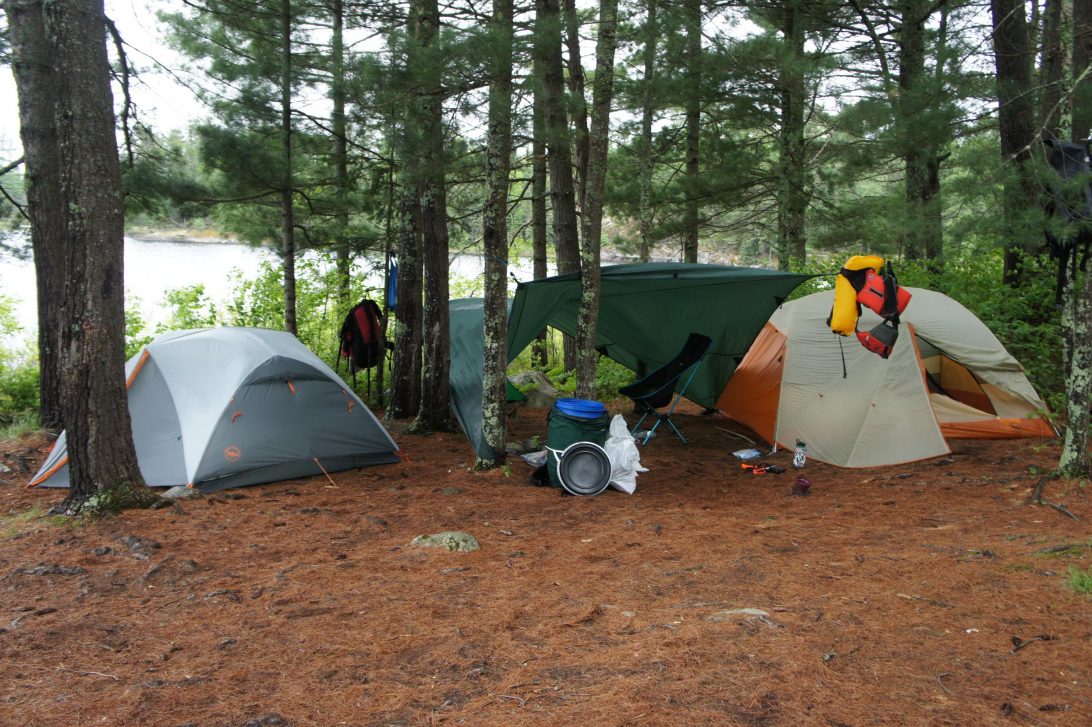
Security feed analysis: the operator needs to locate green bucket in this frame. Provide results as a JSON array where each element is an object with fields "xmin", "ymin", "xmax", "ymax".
[{"xmin": 546, "ymin": 402, "xmax": 610, "ymax": 488}]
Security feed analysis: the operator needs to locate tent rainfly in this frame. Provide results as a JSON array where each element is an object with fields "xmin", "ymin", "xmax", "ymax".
[
  {"xmin": 449, "ymin": 263, "xmax": 811, "ymax": 459},
  {"xmin": 30, "ymin": 328, "xmax": 400, "ymax": 492},
  {"xmin": 716, "ymin": 288, "xmax": 1055, "ymax": 468}
]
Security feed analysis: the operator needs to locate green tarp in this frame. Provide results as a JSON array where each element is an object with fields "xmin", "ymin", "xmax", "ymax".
[{"xmin": 449, "ymin": 263, "xmax": 810, "ymax": 459}]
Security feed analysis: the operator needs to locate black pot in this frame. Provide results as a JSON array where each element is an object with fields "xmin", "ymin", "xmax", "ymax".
[{"xmin": 555, "ymin": 442, "xmax": 612, "ymax": 496}]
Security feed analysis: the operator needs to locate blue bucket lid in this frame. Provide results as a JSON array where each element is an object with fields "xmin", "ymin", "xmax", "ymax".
[{"xmin": 555, "ymin": 397, "xmax": 607, "ymax": 419}]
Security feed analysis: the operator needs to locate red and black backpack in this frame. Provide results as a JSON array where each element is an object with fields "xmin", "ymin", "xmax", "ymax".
[{"xmin": 338, "ymin": 299, "xmax": 383, "ymax": 372}]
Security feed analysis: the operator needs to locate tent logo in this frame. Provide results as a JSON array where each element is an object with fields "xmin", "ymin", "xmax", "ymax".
[{"xmin": 224, "ymin": 446, "xmax": 241, "ymax": 462}]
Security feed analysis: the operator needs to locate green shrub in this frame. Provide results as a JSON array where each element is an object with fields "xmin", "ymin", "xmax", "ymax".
[{"xmin": 0, "ymin": 296, "xmax": 39, "ymax": 426}]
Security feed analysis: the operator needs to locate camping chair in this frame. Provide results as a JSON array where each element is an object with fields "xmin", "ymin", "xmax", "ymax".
[{"xmin": 619, "ymin": 332, "xmax": 713, "ymax": 445}]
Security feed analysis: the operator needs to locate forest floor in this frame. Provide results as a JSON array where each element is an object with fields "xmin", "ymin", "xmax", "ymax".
[{"xmin": 0, "ymin": 405, "xmax": 1090, "ymax": 727}]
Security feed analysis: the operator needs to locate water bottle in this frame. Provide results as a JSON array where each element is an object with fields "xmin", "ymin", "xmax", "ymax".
[{"xmin": 792, "ymin": 440, "xmax": 807, "ymax": 470}]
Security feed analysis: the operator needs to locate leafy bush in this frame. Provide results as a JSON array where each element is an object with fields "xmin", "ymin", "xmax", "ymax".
[{"xmin": 0, "ymin": 296, "xmax": 39, "ymax": 427}]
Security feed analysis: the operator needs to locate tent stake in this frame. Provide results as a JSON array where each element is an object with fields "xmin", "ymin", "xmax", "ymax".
[{"xmin": 313, "ymin": 457, "xmax": 338, "ymax": 487}]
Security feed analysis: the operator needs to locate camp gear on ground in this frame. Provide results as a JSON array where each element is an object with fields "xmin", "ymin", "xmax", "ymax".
[
  {"xmin": 555, "ymin": 398, "xmax": 608, "ymax": 419},
  {"xmin": 732, "ymin": 448, "xmax": 762, "ymax": 461},
  {"xmin": 741, "ymin": 462, "xmax": 785, "ymax": 475},
  {"xmin": 448, "ymin": 263, "xmax": 810, "ymax": 460},
  {"xmin": 619, "ymin": 332, "xmax": 713, "ymax": 445},
  {"xmin": 29, "ymin": 328, "xmax": 400, "ymax": 492},
  {"xmin": 793, "ymin": 440, "xmax": 807, "ymax": 469},
  {"xmin": 549, "ymin": 441, "xmax": 613, "ymax": 496},
  {"xmin": 546, "ymin": 401, "xmax": 610, "ymax": 487},
  {"xmin": 792, "ymin": 476, "xmax": 812, "ymax": 495},
  {"xmin": 718, "ymin": 288, "xmax": 1055, "ymax": 468},
  {"xmin": 603, "ymin": 414, "xmax": 647, "ymax": 494}
]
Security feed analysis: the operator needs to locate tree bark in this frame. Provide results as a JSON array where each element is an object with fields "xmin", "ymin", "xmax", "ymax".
[
  {"xmin": 1038, "ymin": 0, "xmax": 1065, "ymax": 139},
  {"xmin": 280, "ymin": 0, "xmax": 297, "ymax": 334},
  {"xmin": 330, "ymin": 0, "xmax": 352, "ymax": 310},
  {"xmin": 637, "ymin": 0, "xmax": 657, "ymax": 264},
  {"xmin": 563, "ymin": 0, "xmax": 590, "ymax": 217},
  {"xmin": 537, "ymin": 0, "xmax": 580, "ymax": 371},
  {"xmin": 1058, "ymin": 268, "xmax": 1091, "ymax": 476},
  {"xmin": 1075, "ymin": 0, "xmax": 1092, "ymax": 142},
  {"xmin": 991, "ymin": 0, "xmax": 1040, "ymax": 286},
  {"xmin": 387, "ymin": 183, "xmax": 423, "ymax": 419},
  {"xmin": 575, "ymin": 0, "xmax": 618, "ymax": 399},
  {"xmin": 899, "ymin": 0, "xmax": 932, "ymax": 261},
  {"xmin": 683, "ymin": 0, "xmax": 701, "ymax": 263},
  {"xmin": 777, "ymin": 0, "xmax": 807, "ymax": 270},
  {"xmin": 478, "ymin": 0, "xmax": 514, "ymax": 467},
  {"xmin": 531, "ymin": 55, "xmax": 550, "ymax": 369},
  {"xmin": 387, "ymin": 2, "xmax": 425, "ymax": 420},
  {"xmin": 1058, "ymin": 0, "xmax": 1092, "ymax": 476},
  {"xmin": 44, "ymin": 0, "xmax": 147, "ymax": 512},
  {"xmin": 5, "ymin": 0, "xmax": 64, "ymax": 431},
  {"xmin": 412, "ymin": 0, "xmax": 453, "ymax": 433}
]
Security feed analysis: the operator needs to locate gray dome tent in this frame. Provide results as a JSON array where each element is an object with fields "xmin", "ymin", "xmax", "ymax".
[{"xmin": 30, "ymin": 328, "xmax": 399, "ymax": 492}]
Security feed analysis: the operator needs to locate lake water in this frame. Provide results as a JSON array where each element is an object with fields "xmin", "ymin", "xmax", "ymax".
[{"xmin": 0, "ymin": 234, "xmax": 544, "ymax": 343}]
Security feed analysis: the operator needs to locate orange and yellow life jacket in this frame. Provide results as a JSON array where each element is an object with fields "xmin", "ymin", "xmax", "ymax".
[{"xmin": 828, "ymin": 255, "xmax": 911, "ymax": 359}]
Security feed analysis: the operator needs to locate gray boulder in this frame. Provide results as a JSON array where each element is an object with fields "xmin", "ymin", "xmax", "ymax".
[{"xmin": 508, "ymin": 371, "xmax": 559, "ymax": 409}]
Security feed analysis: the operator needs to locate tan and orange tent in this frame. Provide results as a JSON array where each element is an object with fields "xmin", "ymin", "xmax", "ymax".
[{"xmin": 717, "ymin": 288, "xmax": 1054, "ymax": 467}]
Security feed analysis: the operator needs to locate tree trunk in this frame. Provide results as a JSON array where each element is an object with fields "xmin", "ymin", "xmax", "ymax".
[
  {"xmin": 537, "ymin": 0, "xmax": 580, "ymax": 371},
  {"xmin": 991, "ymin": 0, "xmax": 1040, "ymax": 286},
  {"xmin": 478, "ymin": 0, "xmax": 514, "ymax": 467},
  {"xmin": 563, "ymin": 0, "xmax": 590, "ymax": 217},
  {"xmin": 412, "ymin": 0, "xmax": 453, "ymax": 433},
  {"xmin": 575, "ymin": 0, "xmax": 618, "ymax": 399},
  {"xmin": 376, "ymin": 158, "xmax": 395, "ymax": 409},
  {"xmin": 777, "ymin": 0, "xmax": 807, "ymax": 270},
  {"xmin": 531, "ymin": 59, "xmax": 550, "ymax": 369},
  {"xmin": 387, "ymin": 183, "xmax": 423, "ymax": 419},
  {"xmin": 899, "ymin": 0, "xmax": 930, "ymax": 261},
  {"xmin": 683, "ymin": 0, "xmax": 701, "ymax": 263},
  {"xmin": 5, "ymin": 0, "xmax": 64, "ymax": 431},
  {"xmin": 1058, "ymin": 0, "xmax": 1092, "ymax": 476},
  {"xmin": 387, "ymin": 2, "xmax": 425, "ymax": 420},
  {"xmin": 637, "ymin": 0, "xmax": 657, "ymax": 264},
  {"xmin": 331, "ymin": 0, "xmax": 352, "ymax": 310},
  {"xmin": 1038, "ymin": 0, "xmax": 1065, "ymax": 139},
  {"xmin": 280, "ymin": 0, "xmax": 297, "ymax": 334},
  {"xmin": 1074, "ymin": 0, "xmax": 1092, "ymax": 142},
  {"xmin": 1058, "ymin": 269, "xmax": 1092, "ymax": 476},
  {"xmin": 46, "ymin": 0, "xmax": 147, "ymax": 512}
]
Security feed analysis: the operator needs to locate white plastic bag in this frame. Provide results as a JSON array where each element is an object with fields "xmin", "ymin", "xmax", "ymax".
[{"xmin": 603, "ymin": 415, "xmax": 648, "ymax": 494}]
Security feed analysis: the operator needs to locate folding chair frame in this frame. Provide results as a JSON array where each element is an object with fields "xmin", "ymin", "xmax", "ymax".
[
  {"xmin": 619, "ymin": 332, "xmax": 713, "ymax": 446},
  {"xmin": 629, "ymin": 358, "xmax": 706, "ymax": 445}
]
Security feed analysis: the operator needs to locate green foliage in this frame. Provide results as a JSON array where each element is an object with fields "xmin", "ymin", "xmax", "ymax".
[
  {"xmin": 124, "ymin": 297, "xmax": 155, "ymax": 358},
  {"xmin": 523, "ymin": 333, "xmax": 638, "ymax": 404},
  {"xmin": 0, "ymin": 169, "xmax": 25, "ymax": 232},
  {"xmin": 0, "ymin": 296, "xmax": 38, "ymax": 427},
  {"xmin": 1067, "ymin": 565, "xmax": 1092, "ymax": 596},
  {"xmin": 160, "ymin": 285, "xmax": 220, "ymax": 332}
]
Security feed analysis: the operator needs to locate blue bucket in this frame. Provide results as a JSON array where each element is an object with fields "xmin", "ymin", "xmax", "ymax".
[{"xmin": 555, "ymin": 398, "xmax": 607, "ymax": 419}]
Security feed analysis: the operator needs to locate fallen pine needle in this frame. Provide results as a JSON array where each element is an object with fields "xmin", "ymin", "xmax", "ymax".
[{"xmin": 57, "ymin": 666, "xmax": 119, "ymax": 681}]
